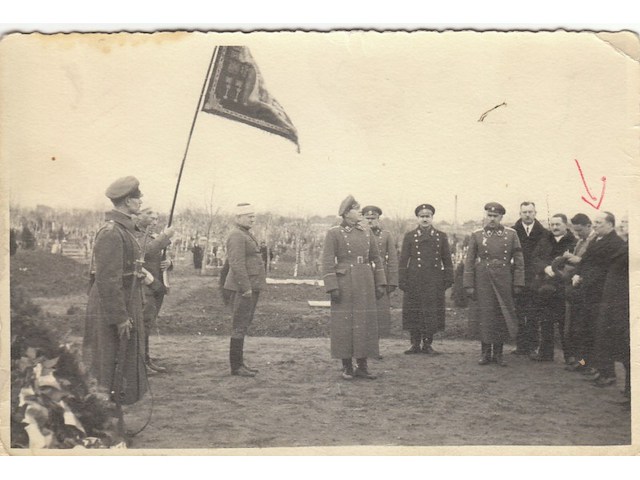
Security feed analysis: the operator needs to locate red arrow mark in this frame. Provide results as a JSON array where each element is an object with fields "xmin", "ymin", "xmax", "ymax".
[{"xmin": 575, "ymin": 159, "xmax": 606, "ymax": 210}]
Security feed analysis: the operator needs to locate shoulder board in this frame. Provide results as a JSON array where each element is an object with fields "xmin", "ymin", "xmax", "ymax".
[
  {"xmin": 329, "ymin": 225, "xmax": 340, "ymax": 230},
  {"xmin": 503, "ymin": 226, "xmax": 516, "ymax": 232},
  {"xmin": 472, "ymin": 228, "xmax": 483, "ymax": 233},
  {"xmin": 101, "ymin": 221, "xmax": 116, "ymax": 232}
]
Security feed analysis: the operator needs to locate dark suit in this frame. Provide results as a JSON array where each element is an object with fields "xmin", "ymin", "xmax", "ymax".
[
  {"xmin": 512, "ymin": 219, "xmax": 548, "ymax": 353},
  {"xmin": 531, "ymin": 231, "xmax": 577, "ymax": 359}
]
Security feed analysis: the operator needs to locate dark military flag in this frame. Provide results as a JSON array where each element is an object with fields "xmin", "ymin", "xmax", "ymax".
[{"xmin": 202, "ymin": 46, "xmax": 299, "ymax": 150}]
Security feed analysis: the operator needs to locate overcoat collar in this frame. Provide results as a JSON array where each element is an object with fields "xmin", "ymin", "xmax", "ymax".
[
  {"xmin": 106, "ymin": 209, "xmax": 137, "ymax": 233},
  {"xmin": 341, "ymin": 220, "xmax": 364, "ymax": 232}
]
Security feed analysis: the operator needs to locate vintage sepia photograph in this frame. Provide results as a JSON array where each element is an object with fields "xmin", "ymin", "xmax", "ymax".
[{"xmin": 1, "ymin": 29, "xmax": 638, "ymax": 454}]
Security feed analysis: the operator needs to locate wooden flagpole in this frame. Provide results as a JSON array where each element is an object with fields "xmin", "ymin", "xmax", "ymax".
[{"xmin": 167, "ymin": 46, "xmax": 219, "ymax": 227}]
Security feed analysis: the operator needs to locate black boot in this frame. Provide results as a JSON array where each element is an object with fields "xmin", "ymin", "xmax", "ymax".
[
  {"xmin": 478, "ymin": 343, "xmax": 491, "ymax": 365},
  {"xmin": 145, "ymin": 334, "xmax": 167, "ymax": 373},
  {"xmin": 354, "ymin": 358, "xmax": 377, "ymax": 379},
  {"xmin": 493, "ymin": 343, "xmax": 507, "ymax": 367},
  {"xmin": 421, "ymin": 335, "xmax": 439, "ymax": 355},
  {"xmin": 405, "ymin": 330, "xmax": 422, "ymax": 354},
  {"xmin": 341, "ymin": 358, "xmax": 354, "ymax": 380},
  {"xmin": 230, "ymin": 338, "xmax": 255, "ymax": 377},
  {"xmin": 237, "ymin": 337, "xmax": 258, "ymax": 373}
]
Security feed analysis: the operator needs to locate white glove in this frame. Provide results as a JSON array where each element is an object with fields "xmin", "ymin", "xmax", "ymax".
[
  {"xmin": 140, "ymin": 267, "xmax": 155, "ymax": 286},
  {"xmin": 544, "ymin": 265, "xmax": 555, "ymax": 277}
]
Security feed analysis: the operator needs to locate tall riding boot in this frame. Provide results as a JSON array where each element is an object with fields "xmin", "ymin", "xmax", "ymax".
[
  {"xmin": 144, "ymin": 334, "xmax": 150, "ymax": 363},
  {"xmin": 237, "ymin": 337, "xmax": 258, "ymax": 373},
  {"xmin": 493, "ymin": 343, "xmax": 506, "ymax": 366},
  {"xmin": 341, "ymin": 358, "xmax": 354, "ymax": 379},
  {"xmin": 478, "ymin": 343, "xmax": 491, "ymax": 365},
  {"xmin": 230, "ymin": 338, "xmax": 255, "ymax": 377},
  {"xmin": 421, "ymin": 335, "xmax": 439, "ymax": 355},
  {"xmin": 145, "ymin": 334, "xmax": 167, "ymax": 373},
  {"xmin": 405, "ymin": 330, "xmax": 422, "ymax": 354},
  {"xmin": 355, "ymin": 358, "xmax": 377, "ymax": 379}
]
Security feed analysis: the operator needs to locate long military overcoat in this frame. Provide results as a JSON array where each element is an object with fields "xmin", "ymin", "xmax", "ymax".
[
  {"xmin": 399, "ymin": 226, "xmax": 454, "ymax": 335},
  {"xmin": 84, "ymin": 210, "xmax": 147, "ymax": 405},
  {"xmin": 372, "ymin": 228, "xmax": 399, "ymax": 336},
  {"xmin": 463, "ymin": 226, "xmax": 525, "ymax": 343},
  {"xmin": 321, "ymin": 222, "xmax": 387, "ymax": 359}
]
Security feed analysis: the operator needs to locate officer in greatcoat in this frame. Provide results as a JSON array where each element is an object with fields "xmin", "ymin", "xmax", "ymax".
[
  {"xmin": 83, "ymin": 176, "xmax": 147, "ymax": 405},
  {"xmin": 321, "ymin": 195, "xmax": 387, "ymax": 380},
  {"xmin": 362, "ymin": 205, "xmax": 399, "ymax": 349},
  {"xmin": 224, "ymin": 203, "xmax": 266, "ymax": 377},
  {"xmin": 463, "ymin": 202, "xmax": 525, "ymax": 366},
  {"xmin": 398, "ymin": 204, "xmax": 454, "ymax": 354},
  {"xmin": 135, "ymin": 208, "xmax": 175, "ymax": 373}
]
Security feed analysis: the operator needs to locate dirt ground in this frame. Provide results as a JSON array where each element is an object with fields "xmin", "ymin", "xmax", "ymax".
[{"xmin": 16, "ymin": 252, "xmax": 632, "ymax": 450}]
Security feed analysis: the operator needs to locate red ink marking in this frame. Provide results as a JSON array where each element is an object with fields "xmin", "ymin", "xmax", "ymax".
[{"xmin": 575, "ymin": 159, "xmax": 606, "ymax": 210}]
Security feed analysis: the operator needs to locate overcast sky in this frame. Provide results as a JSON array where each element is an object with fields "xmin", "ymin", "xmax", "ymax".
[{"xmin": 1, "ymin": 31, "xmax": 637, "ymax": 223}]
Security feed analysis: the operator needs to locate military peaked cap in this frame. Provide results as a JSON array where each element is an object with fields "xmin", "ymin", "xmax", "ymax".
[
  {"xmin": 484, "ymin": 202, "xmax": 506, "ymax": 215},
  {"xmin": 362, "ymin": 205, "xmax": 382, "ymax": 216},
  {"xmin": 105, "ymin": 176, "xmax": 142, "ymax": 200},
  {"xmin": 338, "ymin": 195, "xmax": 360, "ymax": 216},
  {"xmin": 414, "ymin": 204, "xmax": 435, "ymax": 216}
]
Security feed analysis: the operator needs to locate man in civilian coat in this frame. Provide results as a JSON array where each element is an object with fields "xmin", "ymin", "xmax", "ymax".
[
  {"xmin": 224, "ymin": 203, "xmax": 267, "ymax": 377},
  {"xmin": 572, "ymin": 211, "xmax": 626, "ymax": 387},
  {"xmin": 84, "ymin": 176, "xmax": 147, "ymax": 406},
  {"xmin": 464, "ymin": 202, "xmax": 525, "ymax": 366},
  {"xmin": 362, "ymin": 206, "xmax": 399, "ymax": 346},
  {"xmin": 599, "ymin": 242, "xmax": 630, "ymax": 402},
  {"xmin": 512, "ymin": 201, "xmax": 548, "ymax": 355},
  {"xmin": 322, "ymin": 195, "xmax": 387, "ymax": 380},
  {"xmin": 560, "ymin": 214, "xmax": 597, "ymax": 372},
  {"xmin": 529, "ymin": 214, "xmax": 577, "ymax": 362},
  {"xmin": 398, "ymin": 204, "xmax": 454, "ymax": 355}
]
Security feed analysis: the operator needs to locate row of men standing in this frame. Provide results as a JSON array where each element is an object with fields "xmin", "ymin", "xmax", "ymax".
[
  {"xmin": 320, "ymin": 196, "xmax": 455, "ymax": 380},
  {"xmin": 508, "ymin": 203, "xmax": 629, "ymax": 398}
]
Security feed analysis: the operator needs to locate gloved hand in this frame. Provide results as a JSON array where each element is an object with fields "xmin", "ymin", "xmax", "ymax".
[
  {"xmin": 375, "ymin": 286, "xmax": 386, "ymax": 299},
  {"xmin": 330, "ymin": 289, "xmax": 341, "ymax": 303}
]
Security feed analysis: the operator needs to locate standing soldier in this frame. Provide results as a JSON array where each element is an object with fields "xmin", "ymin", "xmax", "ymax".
[
  {"xmin": 322, "ymin": 195, "xmax": 387, "ymax": 380},
  {"xmin": 84, "ymin": 176, "xmax": 147, "ymax": 409},
  {"xmin": 224, "ymin": 203, "xmax": 266, "ymax": 377},
  {"xmin": 362, "ymin": 205, "xmax": 399, "ymax": 357},
  {"xmin": 463, "ymin": 202, "xmax": 524, "ymax": 366},
  {"xmin": 398, "ymin": 204, "xmax": 454, "ymax": 355},
  {"xmin": 135, "ymin": 208, "xmax": 175, "ymax": 373}
]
